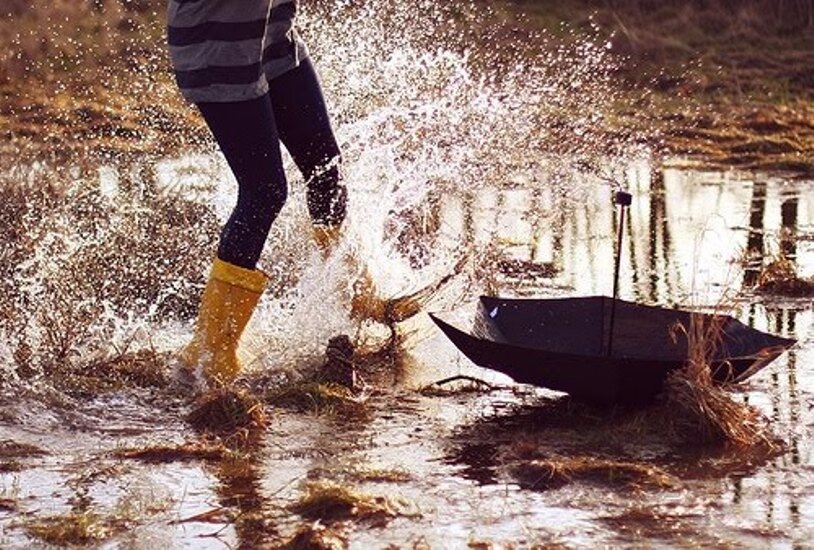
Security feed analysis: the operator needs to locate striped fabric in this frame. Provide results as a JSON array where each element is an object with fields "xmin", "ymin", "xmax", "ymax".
[{"xmin": 167, "ymin": 0, "xmax": 308, "ymax": 103}]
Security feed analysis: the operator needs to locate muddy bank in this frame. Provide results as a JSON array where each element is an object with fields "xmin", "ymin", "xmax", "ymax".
[{"xmin": 1, "ymin": 1, "xmax": 813, "ymax": 173}]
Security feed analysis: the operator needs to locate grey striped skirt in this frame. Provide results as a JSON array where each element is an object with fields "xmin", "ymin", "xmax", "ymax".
[{"xmin": 166, "ymin": 0, "xmax": 308, "ymax": 103}]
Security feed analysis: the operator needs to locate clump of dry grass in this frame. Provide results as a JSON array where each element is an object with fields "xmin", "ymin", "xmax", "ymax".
[
  {"xmin": 664, "ymin": 313, "xmax": 773, "ymax": 447},
  {"xmin": 348, "ymin": 466, "xmax": 413, "ymax": 484},
  {"xmin": 311, "ymin": 464, "xmax": 413, "ymax": 484},
  {"xmin": 510, "ymin": 455, "xmax": 676, "ymax": 491},
  {"xmin": 0, "ymin": 498, "xmax": 18, "ymax": 512},
  {"xmin": 598, "ymin": 506, "xmax": 700, "ymax": 541},
  {"xmin": 420, "ymin": 375, "xmax": 495, "ymax": 396},
  {"xmin": 114, "ymin": 440, "xmax": 232, "ymax": 463},
  {"xmin": 267, "ymin": 382, "xmax": 367, "ymax": 418},
  {"xmin": 280, "ymin": 523, "xmax": 349, "ymax": 550},
  {"xmin": 290, "ymin": 481, "xmax": 413, "ymax": 525},
  {"xmin": 23, "ymin": 482, "xmax": 173, "ymax": 546},
  {"xmin": 187, "ymin": 387, "xmax": 267, "ymax": 435},
  {"xmin": 0, "ymin": 440, "xmax": 48, "ymax": 459},
  {"xmin": 755, "ymin": 257, "xmax": 814, "ymax": 297},
  {"xmin": 25, "ymin": 511, "xmax": 110, "ymax": 546}
]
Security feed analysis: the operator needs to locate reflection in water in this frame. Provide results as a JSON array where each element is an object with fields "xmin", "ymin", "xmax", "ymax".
[
  {"xmin": 210, "ymin": 435, "xmax": 279, "ymax": 549},
  {"xmin": 745, "ymin": 180, "xmax": 767, "ymax": 286},
  {"xmin": 1, "ymin": 159, "xmax": 811, "ymax": 547}
]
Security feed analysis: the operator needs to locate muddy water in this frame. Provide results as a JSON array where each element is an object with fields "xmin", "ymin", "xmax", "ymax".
[
  {"xmin": 0, "ymin": 162, "xmax": 810, "ymax": 548},
  {"xmin": 0, "ymin": 0, "xmax": 812, "ymax": 545}
]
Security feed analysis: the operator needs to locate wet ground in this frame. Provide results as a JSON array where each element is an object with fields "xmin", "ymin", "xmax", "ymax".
[
  {"xmin": 1, "ymin": 1, "xmax": 812, "ymax": 546},
  {"xmin": 0, "ymin": 161, "xmax": 811, "ymax": 548}
]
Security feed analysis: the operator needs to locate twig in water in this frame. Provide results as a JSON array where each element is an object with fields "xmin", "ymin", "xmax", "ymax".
[{"xmin": 425, "ymin": 375, "xmax": 495, "ymax": 390}]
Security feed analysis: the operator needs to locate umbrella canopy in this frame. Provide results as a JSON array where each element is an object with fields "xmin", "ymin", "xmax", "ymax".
[{"xmin": 430, "ymin": 296, "xmax": 795, "ymax": 404}]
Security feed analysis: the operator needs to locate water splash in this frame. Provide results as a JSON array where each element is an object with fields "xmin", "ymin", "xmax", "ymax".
[{"xmin": 0, "ymin": 0, "xmax": 649, "ymax": 388}]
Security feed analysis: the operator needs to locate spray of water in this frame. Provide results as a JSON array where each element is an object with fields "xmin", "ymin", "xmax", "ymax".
[{"xmin": 0, "ymin": 0, "xmax": 649, "ymax": 390}]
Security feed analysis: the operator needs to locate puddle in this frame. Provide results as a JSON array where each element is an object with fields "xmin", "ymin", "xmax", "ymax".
[
  {"xmin": 0, "ymin": 0, "xmax": 811, "ymax": 546},
  {"xmin": 0, "ymin": 160, "xmax": 811, "ymax": 547}
]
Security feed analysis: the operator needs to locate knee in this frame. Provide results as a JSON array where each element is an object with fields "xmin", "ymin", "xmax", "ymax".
[
  {"xmin": 259, "ymin": 179, "xmax": 288, "ymax": 221},
  {"xmin": 235, "ymin": 177, "xmax": 288, "ymax": 228}
]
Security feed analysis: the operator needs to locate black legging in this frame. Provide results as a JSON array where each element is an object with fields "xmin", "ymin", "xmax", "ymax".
[{"xmin": 197, "ymin": 58, "xmax": 346, "ymax": 269}]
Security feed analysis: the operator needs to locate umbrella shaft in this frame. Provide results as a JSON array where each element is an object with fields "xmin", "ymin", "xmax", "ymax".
[{"xmin": 607, "ymin": 203, "xmax": 626, "ymax": 357}]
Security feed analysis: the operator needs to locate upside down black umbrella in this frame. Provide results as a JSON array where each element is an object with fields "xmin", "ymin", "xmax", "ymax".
[{"xmin": 430, "ymin": 192, "xmax": 796, "ymax": 404}]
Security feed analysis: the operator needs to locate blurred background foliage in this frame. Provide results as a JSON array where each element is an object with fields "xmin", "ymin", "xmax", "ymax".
[{"xmin": 0, "ymin": 0, "xmax": 812, "ymax": 83}]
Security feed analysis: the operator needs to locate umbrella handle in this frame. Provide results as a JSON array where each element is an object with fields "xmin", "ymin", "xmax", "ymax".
[{"xmin": 606, "ymin": 191, "xmax": 632, "ymax": 357}]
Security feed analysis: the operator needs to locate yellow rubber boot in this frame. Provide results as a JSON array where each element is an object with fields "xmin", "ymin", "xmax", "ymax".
[{"xmin": 181, "ymin": 258, "xmax": 267, "ymax": 386}]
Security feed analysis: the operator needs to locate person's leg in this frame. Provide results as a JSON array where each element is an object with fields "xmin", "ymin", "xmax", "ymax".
[
  {"xmin": 182, "ymin": 94, "xmax": 285, "ymax": 386},
  {"xmin": 267, "ymin": 59, "xmax": 423, "ymax": 325},
  {"xmin": 268, "ymin": 58, "xmax": 346, "ymax": 229},
  {"xmin": 197, "ymin": 95, "xmax": 288, "ymax": 269}
]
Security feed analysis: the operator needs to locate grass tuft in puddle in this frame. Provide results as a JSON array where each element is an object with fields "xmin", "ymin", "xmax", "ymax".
[
  {"xmin": 267, "ymin": 382, "xmax": 367, "ymax": 418},
  {"xmin": 25, "ymin": 511, "xmax": 110, "ymax": 546},
  {"xmin": 311, "ymin": 464, "xmax": 413, "ymax": 484},
  {"xmin": 290, "ymin": 481, "xmax": 415, "ymax": 525},
  {"xmin": 0, "ymin": 461, "xmax": 23, "ymax": 473},
  {"xmin": 280, "ymin": 523, "xmax": 349, "ymax": 550},
  {"xmin": 57, "ymin": 349, "xmax": 171, "ymax": 397},
  {"xmin": 188, "ymin": 387, "xmax": 267, "ymax": 435},
  {"xmin": 663, "ymin": 312, "xmax": 776, "ymax": 447},
  {"xmin": 754, "ymin": 257, "xmax": 814, "ymax": 297},
  {"xmin": 0, "ymin": 440, "xmax": 48, "ymax": 459},
  {"xmin": 510, "ymin": 455, "xmax": 676, "ymax": 491},
  {"xmin": 114, "ymin": 440, "xmax": 232, "ymax": 463}
]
